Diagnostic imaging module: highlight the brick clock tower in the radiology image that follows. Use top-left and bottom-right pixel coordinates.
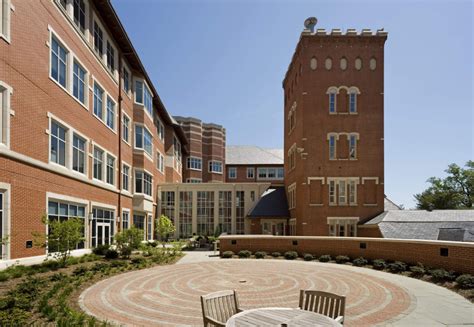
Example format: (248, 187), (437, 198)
(283, 18), (387, 236)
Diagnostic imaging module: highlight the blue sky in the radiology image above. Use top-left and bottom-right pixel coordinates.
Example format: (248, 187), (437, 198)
(113, 0), (473, 209)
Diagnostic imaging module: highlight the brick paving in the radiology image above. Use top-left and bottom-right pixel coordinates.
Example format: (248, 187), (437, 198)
(79, 258), (472, 326)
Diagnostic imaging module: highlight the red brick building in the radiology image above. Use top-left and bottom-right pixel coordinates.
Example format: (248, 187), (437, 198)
(225, 146), (284, 186)
(174, 116), (226, 183)
(283, 24), (388, 236)
(0, 0), (188, 260)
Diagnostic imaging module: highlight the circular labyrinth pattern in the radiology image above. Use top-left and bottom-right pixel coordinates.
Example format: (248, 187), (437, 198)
(79, 260), (415, 326)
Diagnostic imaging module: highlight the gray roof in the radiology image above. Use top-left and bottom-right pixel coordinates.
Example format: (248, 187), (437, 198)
(384, 196), (401, 211)
(364, 210), (474, 242)
(248, 187), (290, 218)
(226, 146), (284, 165)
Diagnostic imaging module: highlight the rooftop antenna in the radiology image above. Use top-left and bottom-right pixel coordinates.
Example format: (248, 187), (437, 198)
(304, 17), (318, 33)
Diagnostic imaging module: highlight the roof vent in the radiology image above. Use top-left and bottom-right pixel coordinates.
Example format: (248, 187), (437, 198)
(304, 17), (318, 33)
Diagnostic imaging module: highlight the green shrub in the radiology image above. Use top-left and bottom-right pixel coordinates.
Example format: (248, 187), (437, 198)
(335, 255), (350, 264)
(0, 272), (9, 282)
(66, 256), (79, 265)
(131, 257), (146, 265)
(409, 265), (426, 277)
(49, 272), (66, 281)
(147, 241), (158, 248)
(42, 260), (61, 271)
(318, 255), (331, 262)
(353, 257), (368, 267)
(456, 274), (474, 289)
(104, 249), (119, 260)
(303, 254), (314, 261)
(284, 251), (298, 260)
(221, 251), (234, 258)
(72, 266), (88, 276)
(238, 250), (252, 258)
(92, 244), (110, 256)
(91, 262), (109, 272)
(271, 252), (281, 258)
(387, 261), (407, 273)
(372, 259), (386, 270)
(255, 251), (266, 259)
(429, 269), (455, 282)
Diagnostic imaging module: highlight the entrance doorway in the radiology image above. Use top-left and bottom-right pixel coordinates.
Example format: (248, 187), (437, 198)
(96, 222), (112, 246)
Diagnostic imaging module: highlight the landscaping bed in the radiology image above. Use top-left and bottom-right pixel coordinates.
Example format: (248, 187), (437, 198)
(221, 250), (474, 302)
(0, 245), (183, 325)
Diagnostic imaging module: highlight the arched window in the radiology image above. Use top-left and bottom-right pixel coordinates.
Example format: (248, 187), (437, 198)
(326, 87), (338, 113)
(348, 87), (360, 113)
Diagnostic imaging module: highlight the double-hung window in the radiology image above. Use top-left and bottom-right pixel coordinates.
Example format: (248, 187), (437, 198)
(247, 167), (254, 179)
(134, 125), (152, 156)
(122, 211), (129, 230)
(157, 152), (164, 173)
(349, 93), (357, 113)
(106, 41), (115, 72)
(106, 96), (115, 129)
(338, 181), (347, 205)
(187, 157), (202, 171)
(349, 135), (357, 159)
(122, 114), (130, 143)
(173, 136), (182, 164)
(1, 0), (11, 41)
(329, 180), (336, 205)
(0, 82), (11, 147)
(51, 37), (68, 88)
(72, 61), (86, 104)
(72, 134), (86, 174)
(93, 21), (103, 57)
(135, 81), (153, 116)
(329, 135), (336, 160)
(93, 147), (104, 180)
(135, 80), (143, 103)
(228, 167), (237, 179)
(123, 68), (130, 93)
(277, 167), (284, 179)
(50, 121), (66, 166)
(349, 180), (357, 205)
(329, 92), (336, 113)
(135, 170), (152, 196)
(106, 154), (115, 185)
(156, 119), (165, 141)
(73, 0), (86, 33)
(93, 83), (104, 120)
(122, 164), (130, 191)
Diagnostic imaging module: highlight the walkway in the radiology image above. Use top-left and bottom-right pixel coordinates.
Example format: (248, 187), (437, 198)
(79, 254), (474, 326)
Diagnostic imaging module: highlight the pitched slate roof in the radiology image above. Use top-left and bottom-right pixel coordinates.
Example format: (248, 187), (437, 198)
(248, 187), (290, 218)
(364, 210), (474, 242)
(226, 146), (284, 165)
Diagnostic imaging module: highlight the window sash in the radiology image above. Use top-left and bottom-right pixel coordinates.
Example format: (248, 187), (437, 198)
(72, 134), (85, 173)
(73, 0), (86, 33)
(338, 181), (346, 204)
(106, 97), (115, 129)
(122, 115), (129, 142)
(50, 121), (66, 166)
(93, 84), (104, 119)
(93, 148), (103, 180)
(329, 93), (336, 113)
(329, 136), (336, 159)
(93, 21), (103, 56)
(51, 37), (67, 87)
(228, 168), (236, 178)
(72, 62), (86, 103)
(247, 168), (254, 178)
(106, 155), (114, 185)
(122, 165), (129, 191)
(106, 41), (115, 71)
(349, 93), (357, 113)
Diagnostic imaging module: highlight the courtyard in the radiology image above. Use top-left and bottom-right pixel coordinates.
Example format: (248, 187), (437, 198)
(79, 252), (473, 326)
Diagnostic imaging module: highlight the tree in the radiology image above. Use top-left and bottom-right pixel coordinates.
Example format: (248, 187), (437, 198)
(414, 161), (474, 210)
(114, 226), (143, 258)
(156, 215), (175, 247)
(33, 215), (84, 266)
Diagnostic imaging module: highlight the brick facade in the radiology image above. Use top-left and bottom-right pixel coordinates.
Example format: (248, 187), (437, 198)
(283, 28), (387, 236)
(0, 0), (187, 260)
(174, 117), (225, 183)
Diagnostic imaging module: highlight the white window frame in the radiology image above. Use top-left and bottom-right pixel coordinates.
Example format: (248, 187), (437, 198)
(0, 81), (12, 148)
(349, 133), (358, 160)
(246, 167), (254, 179)
(121, 112), (130, 145)
(157, 150), (164, 174)
(134, 77), (153, 120)
(122, 162), (131, 192)
(228, 167), (237, 179)
(72, 133), (87, 175)
(122, 208), (130, 230)
(208, 160), (223, 174)
(0, 0), (12, 43)
(48, 27), (90, 110)
(122, 62), (131, 97)
(92, 142), (116, 185)
(328, 133), (337, 160)
(105, 153), (115, 186)
(0, 182), (11, 260)
(92, 78), (116, 133)
(134, 169), (153, 197)
(156, 117), (165, 142)
(288, 183), (296, 209)
(187, 156), (202, 171)
(134, 123), (153, 158)
(47, 113), (89, 176)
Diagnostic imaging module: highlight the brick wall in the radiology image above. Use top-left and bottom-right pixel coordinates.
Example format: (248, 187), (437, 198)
(220, 236), (474, 274)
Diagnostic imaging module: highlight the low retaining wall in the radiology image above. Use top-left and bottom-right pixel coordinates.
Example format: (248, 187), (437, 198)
(219, 235), (474, 274)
